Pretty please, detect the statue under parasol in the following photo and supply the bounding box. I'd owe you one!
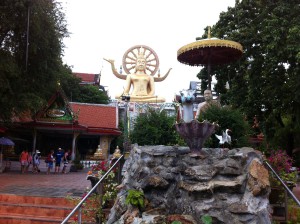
[177,27,243,89]
[174,27,243,157]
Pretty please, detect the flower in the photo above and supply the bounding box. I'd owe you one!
[87,160,111,179]
[91,160,109,172]
[267,149,297,187]
[268,149,293,173]
[67,159,119,223]
[86,159,119,206]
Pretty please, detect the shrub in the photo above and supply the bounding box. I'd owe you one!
[200,105,251,148]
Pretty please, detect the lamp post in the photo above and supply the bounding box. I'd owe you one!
[121,95,131,154]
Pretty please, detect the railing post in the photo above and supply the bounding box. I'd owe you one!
[284,189,288,222]
[99,182,103,224]
[78,206,82,224]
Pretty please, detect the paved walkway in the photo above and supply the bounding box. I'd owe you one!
[0,161,91,198]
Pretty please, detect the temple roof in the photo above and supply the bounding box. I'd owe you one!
[73,72,99,85]
[4,88,121,136]
[70,102,119,134]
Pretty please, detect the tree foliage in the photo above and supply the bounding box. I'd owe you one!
[0,0,68,120]
[130,108,178,146]
[0,0,109,121]
[201,105,251,148]
[197,0,300,154]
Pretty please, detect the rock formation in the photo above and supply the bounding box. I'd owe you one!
[107,145,271,224]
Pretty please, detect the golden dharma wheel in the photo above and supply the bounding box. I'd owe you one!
[122,45,160,76]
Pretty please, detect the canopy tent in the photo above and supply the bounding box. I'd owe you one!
[0,137,15,173]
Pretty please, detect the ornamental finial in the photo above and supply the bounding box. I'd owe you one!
[208,26,211,39]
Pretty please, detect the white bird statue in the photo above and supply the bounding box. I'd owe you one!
[215,129,232,145]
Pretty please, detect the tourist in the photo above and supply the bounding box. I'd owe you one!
[32,150,41,173]
[19,149,29,174]
[61,149,71,174]
[46,150,55,175]
[54,147,64,174]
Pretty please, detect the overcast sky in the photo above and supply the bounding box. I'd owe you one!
[59,0,236,102]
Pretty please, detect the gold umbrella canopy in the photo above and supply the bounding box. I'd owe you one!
[177,36,243,66]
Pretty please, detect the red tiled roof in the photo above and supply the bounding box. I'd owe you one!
[73,73,96,83]
[70,103,117,129]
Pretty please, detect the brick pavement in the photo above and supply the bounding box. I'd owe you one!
[0,161,91,198]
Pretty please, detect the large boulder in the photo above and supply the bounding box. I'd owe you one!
[107,145,271,224]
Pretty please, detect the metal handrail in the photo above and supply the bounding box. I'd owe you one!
[61,155,124,224]
[264,160,300,207]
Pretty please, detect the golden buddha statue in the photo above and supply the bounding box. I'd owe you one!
[104,45,172,103]
[112,146,122,159]
[93,145,104,160]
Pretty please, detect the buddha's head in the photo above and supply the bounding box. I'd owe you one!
[136,47,146,72]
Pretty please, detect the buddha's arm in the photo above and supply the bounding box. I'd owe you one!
[154,68,172,82]
[123,75,132,94]
[103,58,126,80]
[148,77,155,96]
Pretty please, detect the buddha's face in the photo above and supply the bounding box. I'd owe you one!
[136,58,146,71]
[204,90,213,101]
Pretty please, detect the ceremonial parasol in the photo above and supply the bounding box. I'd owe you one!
[177,27,243,89]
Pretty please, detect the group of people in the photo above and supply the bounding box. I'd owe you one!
[19,148,71,174]
[45,148,70,174]
[19,149,41,174]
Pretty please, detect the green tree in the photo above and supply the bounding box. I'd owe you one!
[201,105,251,148]
[197,0,300,155]
[0,1,108,122]
[130,108,178,146]
[73,85,109,104]
[0,0,68,120]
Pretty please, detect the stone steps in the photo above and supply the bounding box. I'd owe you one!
[0,194,75,224]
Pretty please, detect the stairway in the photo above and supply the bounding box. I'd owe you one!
[0,194,75,224]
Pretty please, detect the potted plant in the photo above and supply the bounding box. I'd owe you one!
[70,149,84,172]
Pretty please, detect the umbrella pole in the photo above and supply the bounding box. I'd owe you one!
[208,63,211,90]
[207,48,212,90]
